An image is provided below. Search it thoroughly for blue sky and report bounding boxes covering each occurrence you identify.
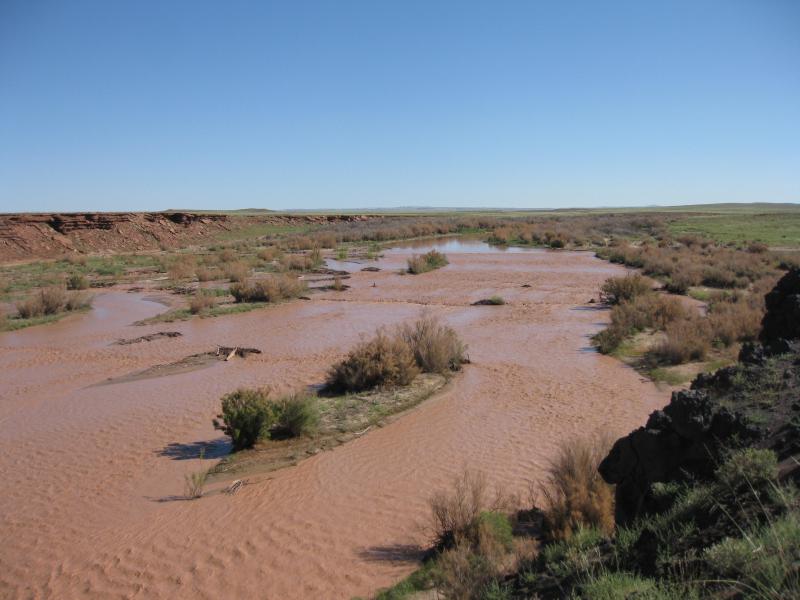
[1,1,798,212]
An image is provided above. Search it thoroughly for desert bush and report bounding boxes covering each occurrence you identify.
[599,274,652,305]
[325,330,419,393]
[213,388,275,451]
[66,253,88,266]
[648,317,711,365]
[474,296,506,305]
[66,273,89,290]
[257,246,280,261]
[64,291,92,312]
[188,292,217,314]
[195,266,220,282]
[593,295,686,354]
[430,470,493,550]
[217,247,238,263]
[433,540,500,600]
[230,274,307,303]
[272,394,319,438]
[168,256,196,281]
[223,261,250,283]
[540,437,615,542]
[399,314,468,374]
[747,241,769,254]
[16,286,78,318]
[664,271,693,295]
[407,249,449,274]
[40,286,69,313]
[707,296,762,346]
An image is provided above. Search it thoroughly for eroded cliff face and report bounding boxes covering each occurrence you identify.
[0,212,373,262]
[0,212,233,260]
[599,268,800,524]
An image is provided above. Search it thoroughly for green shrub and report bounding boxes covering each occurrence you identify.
[704,513,800,597]
[325,330,419,393]
[715,448,778,492]
[213,388,275,451]
[273,394,319,437]
[599,274,652,305]
[407,249,449,274]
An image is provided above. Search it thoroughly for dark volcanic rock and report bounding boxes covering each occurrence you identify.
[760,268,800,347]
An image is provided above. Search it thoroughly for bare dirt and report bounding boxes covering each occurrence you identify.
[0,244,667,599]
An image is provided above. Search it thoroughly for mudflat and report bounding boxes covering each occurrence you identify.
[0,243,667,599]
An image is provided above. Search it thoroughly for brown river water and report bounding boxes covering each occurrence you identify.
[0,241,667,599]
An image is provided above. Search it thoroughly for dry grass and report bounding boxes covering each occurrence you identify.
[539,437,615,542]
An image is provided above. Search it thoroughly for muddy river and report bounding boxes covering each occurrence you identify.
[0,241,667,599]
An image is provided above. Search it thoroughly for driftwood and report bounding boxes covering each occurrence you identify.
[215,346,262,359]
[115,331,182,345]
[224,479,245,495]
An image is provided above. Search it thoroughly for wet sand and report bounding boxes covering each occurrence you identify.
[0,245,667,599]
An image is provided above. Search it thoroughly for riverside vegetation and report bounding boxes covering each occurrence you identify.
[374,269,800,600]
[2,206,797,335]
[206,316,468,480]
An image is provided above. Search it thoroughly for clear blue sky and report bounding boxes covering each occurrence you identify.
[1,1,798,212]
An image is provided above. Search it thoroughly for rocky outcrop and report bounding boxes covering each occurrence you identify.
[760,268,800,347]
[599,268,800,524]
[0,212,376,262]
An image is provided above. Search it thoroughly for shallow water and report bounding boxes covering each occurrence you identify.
[0,246,666,599]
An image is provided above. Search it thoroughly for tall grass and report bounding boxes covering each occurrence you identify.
[539,437,615,542]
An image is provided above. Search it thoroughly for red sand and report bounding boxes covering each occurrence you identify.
[0,247,667,599]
